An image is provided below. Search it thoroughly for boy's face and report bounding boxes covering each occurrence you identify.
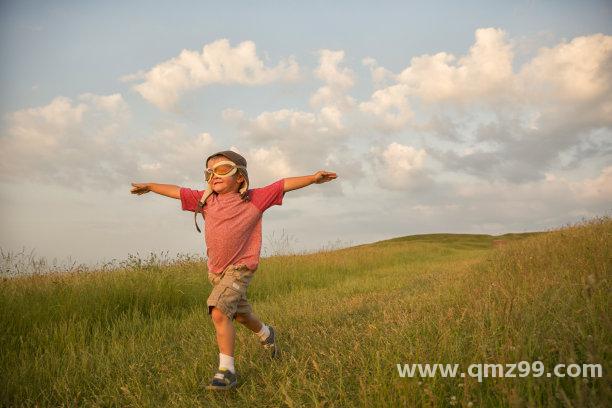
[207,156,244,194]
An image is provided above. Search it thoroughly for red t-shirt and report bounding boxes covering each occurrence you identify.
[180,179,285,274]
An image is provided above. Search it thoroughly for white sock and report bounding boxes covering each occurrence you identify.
[219,353,235,373]
[256,324,270,341]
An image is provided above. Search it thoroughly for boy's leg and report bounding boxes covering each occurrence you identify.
[205,306,238,390]
[211,306,236,356]
[234,311,263,333]
[235,311,279,358]
[206,267,245,386]
[207,265,253,357]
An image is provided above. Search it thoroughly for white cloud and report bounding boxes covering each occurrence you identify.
[79,93,129,115]
[245,146,293,185]
[128,39,300,110]
[369,142,430,191]
[310,85,355,111]
[319,106,344,131]
[358,29,611,186]
[227,108,316,139]
[362,57,395,89]
[222,107,348,140]
[362,30,611,129]
[9,96,87,132]
[399,27,514,103]
[359,83,413,132]
[0,94,222,190]
[358,28,514,132]
[516,33,612,130]
[0,94,134,190]
[222,105,364,186]
[518,34,612,103]
[223,106,356,184]
[135,129,215,183]
[313,49,355,89]
[309,49,356,126]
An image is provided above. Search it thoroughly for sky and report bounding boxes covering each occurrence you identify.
[1,0,611,268]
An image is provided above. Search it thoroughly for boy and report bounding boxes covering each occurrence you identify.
[130,150,337,390]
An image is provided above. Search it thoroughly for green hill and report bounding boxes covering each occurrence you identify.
[1,216,609,407]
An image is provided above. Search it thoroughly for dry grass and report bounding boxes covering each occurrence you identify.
[1,216,609,407]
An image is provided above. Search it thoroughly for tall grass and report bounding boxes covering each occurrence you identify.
[0,216,609,407]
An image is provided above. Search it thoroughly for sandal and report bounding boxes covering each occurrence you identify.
[205,368,237,390]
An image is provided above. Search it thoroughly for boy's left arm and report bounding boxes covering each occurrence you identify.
[283,171,338,193]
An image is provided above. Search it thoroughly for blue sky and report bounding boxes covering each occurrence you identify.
[1,1,611,268]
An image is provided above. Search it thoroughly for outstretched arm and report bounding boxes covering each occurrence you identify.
[130,183,181,199]
[283,171,338,193]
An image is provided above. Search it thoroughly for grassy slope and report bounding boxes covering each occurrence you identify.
[0,217,609,407]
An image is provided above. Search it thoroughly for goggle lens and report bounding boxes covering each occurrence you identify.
[213,164,235,175]
[205,162,237,181]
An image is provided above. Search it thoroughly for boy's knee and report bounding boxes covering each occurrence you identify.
[210,306,231,324]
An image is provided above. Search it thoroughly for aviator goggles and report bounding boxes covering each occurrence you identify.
[204,160,247,182]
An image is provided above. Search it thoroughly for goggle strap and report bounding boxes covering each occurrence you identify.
[194,188,215,233]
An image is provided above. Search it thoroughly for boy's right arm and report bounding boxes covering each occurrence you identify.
[131,183,180,199]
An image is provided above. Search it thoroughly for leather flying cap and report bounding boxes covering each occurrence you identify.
[206,150,247,168]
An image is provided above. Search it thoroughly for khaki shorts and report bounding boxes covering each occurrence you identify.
[207,264,255,320]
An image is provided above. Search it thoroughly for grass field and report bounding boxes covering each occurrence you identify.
[1,216,610,407]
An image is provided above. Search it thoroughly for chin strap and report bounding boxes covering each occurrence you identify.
[237,168,249,200]
[194,181,215,233]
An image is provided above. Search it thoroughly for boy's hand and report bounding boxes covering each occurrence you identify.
[130,182,151,195]
[313,171,337,184]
